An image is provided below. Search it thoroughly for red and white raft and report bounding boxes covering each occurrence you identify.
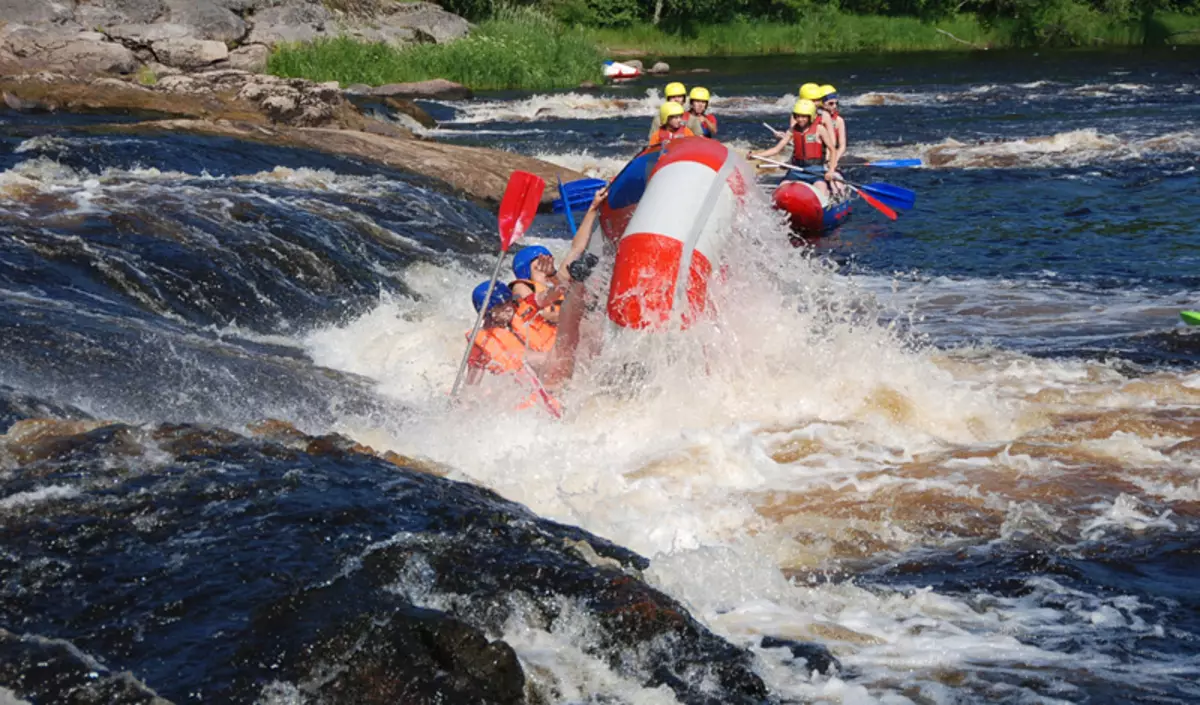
[600,137,748,331]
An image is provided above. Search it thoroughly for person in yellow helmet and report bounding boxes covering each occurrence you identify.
[750,98,839,198]
[649,102,694,147]
[648,81,687,142]
[799,83,825,101]
[685,86,718,138]
[817,84,846,162]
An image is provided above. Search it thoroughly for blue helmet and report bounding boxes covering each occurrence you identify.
[472,281,513,313]
[512,245,552,280]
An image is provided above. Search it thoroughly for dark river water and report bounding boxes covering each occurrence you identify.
[2,48,1199,704]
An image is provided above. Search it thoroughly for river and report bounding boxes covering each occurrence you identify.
[2,48,1199,703]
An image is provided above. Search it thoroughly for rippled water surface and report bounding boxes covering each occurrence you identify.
[3,48,1200,704]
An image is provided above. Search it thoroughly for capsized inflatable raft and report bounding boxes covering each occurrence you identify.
[596,137,749,330]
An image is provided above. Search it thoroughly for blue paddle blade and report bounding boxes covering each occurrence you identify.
[860,182,916,209]
[865,159,923,168]
[556,175,579,234]
[552,177,607,213]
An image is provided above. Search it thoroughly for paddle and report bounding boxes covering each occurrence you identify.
[556,175,580,235]
[1181,311,1200,326]
[864,158,923,168]
[749,154,898,221]
[450,170,546,398]
[552,177,607,218]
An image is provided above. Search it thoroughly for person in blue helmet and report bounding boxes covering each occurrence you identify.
[465,281,563,414]
[510,187,608,326]
[510,244,566,325]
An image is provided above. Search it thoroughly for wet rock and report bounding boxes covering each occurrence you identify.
[371,78,472,100]
[343,83,372,96]
[223,43,269,73]
[0,629,172,705]
[0,387,93,435]
[760,636,842,675]
[648,61,670,74]
[0,25,138,76]
[111,118,585,207]
[153,37,228,68]
[624,58,643,71]
[384,96,437,129]
[0,422,773,704]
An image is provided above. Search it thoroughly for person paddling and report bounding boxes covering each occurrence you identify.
[750,99,840,198]
[818,84,846,162]
[649,102,694,147]
[685,87,718,138]
[648,82,687,142]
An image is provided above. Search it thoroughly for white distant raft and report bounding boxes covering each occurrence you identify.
[602,61,642,80]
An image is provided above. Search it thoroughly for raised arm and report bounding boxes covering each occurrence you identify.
[555,186,609,280]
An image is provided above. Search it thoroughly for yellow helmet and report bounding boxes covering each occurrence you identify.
[664,82,687,99]
[659,101,685,125]
[819,84,837,99]
[799,83,824,101]
[792,99,817,117]
[688,86,710,102]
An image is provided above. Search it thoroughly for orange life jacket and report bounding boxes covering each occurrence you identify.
[649,125,695,147]
[510,296,557,352]
[511,278,564,323]
[791,121,825,166]
[468,327,526,374]
[466,327,564,417]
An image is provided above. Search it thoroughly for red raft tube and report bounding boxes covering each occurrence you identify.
[773,180,852,237]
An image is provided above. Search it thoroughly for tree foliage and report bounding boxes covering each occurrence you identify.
[438,0,1200,47]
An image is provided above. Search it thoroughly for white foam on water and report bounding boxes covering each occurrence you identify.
[0,484,79,511]
[295,184,1200,701]
[855,128,1200,168]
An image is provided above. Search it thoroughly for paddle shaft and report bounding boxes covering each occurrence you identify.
[450,252,506,397]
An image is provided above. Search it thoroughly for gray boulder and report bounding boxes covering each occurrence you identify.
[105,22,192,45]
[224,44,270,73]
[377,2,469,44]
[162,0,247,43]
[0,24,138,76]
[0,0,78,25]
[76,0,166,27]
[245,0,331,45]
[154,38,229,69]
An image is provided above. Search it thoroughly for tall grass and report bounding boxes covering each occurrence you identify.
[268,13,603,90]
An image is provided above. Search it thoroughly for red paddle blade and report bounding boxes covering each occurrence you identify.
[498,171,546,251]
[854,186,898,220]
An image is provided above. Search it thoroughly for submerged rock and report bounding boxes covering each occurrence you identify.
[0,421,771,704]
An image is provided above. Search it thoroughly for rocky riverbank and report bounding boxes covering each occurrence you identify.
[0,0,582,205]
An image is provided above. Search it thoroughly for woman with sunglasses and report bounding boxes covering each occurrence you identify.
[818,84,846,163]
